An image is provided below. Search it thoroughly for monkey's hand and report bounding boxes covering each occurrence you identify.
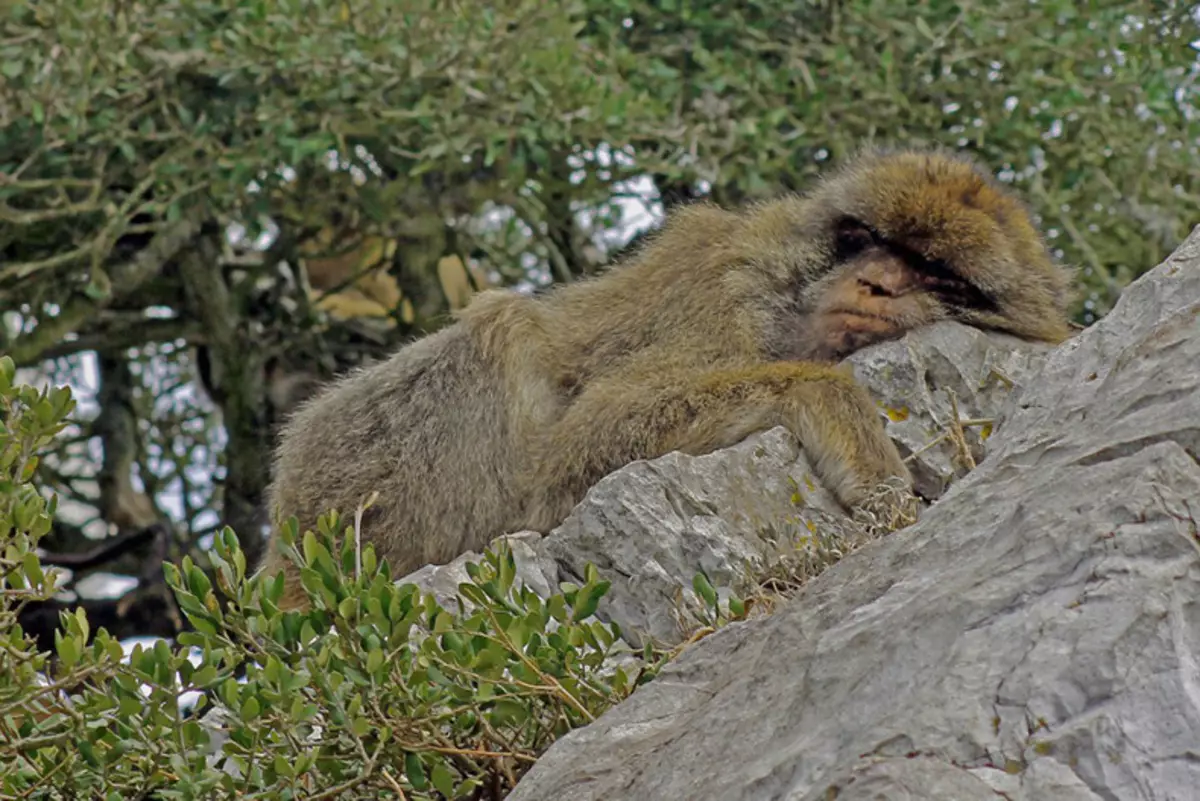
[847,473,922,537]
[524,360,916,531]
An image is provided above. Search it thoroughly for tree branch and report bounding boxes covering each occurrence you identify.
[95,352,161,532]
[24,318,205,366]
[178,241,272,566]
[4,213,207,365]
[38,525,159,572]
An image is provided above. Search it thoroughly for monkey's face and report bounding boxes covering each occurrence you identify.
[769,150,1075,363]
[782,215,950,359]
[779,218,954,362]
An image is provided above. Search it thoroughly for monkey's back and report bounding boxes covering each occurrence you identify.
[262,323,520,589]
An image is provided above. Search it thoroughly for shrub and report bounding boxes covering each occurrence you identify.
[0,360,659,799]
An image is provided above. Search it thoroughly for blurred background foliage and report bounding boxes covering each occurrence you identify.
[2,0,1198,642]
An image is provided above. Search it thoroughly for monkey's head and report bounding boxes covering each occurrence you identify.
[754,148,1076,363]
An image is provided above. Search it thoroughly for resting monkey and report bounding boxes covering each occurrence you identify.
[261,148,1074,609]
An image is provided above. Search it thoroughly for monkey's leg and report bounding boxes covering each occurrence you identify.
[524,361,911,530]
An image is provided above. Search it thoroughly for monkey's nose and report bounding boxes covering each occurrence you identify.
[855,259,917,298]
[858,278,892,297]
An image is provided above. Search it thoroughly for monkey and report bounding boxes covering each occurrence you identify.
[259,147,1074,610]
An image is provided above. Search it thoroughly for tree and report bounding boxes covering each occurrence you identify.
[2,0,1198,646]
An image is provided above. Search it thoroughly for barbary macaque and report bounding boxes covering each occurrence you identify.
[261,148,1074,608]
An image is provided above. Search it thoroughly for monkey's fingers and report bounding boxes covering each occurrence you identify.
[849,477,923,538]
[760,364,913,513]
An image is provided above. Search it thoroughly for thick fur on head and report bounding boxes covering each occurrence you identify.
[754,147,1074,362]
[261,147,1074,609]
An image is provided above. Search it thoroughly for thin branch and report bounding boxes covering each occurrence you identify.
[0,177,98,191]
[37,524,161,572]
[0,241,100,282]
[0,148,195,284]
[4,211,207,365]
[25,319,204,366]
[0,200,103,226]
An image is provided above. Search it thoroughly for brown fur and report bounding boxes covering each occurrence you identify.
[260,147,1074,609]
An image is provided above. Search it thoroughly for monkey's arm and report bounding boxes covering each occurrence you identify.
[523,360,910,530]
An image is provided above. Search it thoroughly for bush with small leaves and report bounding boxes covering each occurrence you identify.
[0,362,664,800]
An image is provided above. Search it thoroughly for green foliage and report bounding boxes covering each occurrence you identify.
[0,353,74,630]
[0,367,658,799]
[0,0,656,288]
[686,570,748,632]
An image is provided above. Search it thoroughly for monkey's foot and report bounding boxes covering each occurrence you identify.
[850,478,922,538]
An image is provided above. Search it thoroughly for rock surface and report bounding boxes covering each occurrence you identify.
[848,321,1055,500]
[506,234,1200,800]
[402,530,559,612]
[540,427,846,647]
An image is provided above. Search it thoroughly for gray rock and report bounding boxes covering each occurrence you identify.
[802,756,1006,801]
[507,232,1200,801]
[400,530,559,612]
[393,319,1051,652]
[538,427,849,647]
[847,320,1055,500]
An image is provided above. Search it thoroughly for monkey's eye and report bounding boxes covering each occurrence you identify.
[920,258,963,287]
[919,260,971,298]
[834,218,875,258]
[921,259,999,311]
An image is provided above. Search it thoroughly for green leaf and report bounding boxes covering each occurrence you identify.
[405,752,429,790]
[241,695,261,721]
[72,607,90,642]
[22,551,44,586]
[273,753,294,779]
[186,562,213,600]
[692,572,718,609]
[55,630,79,668]
[488,697,529,728]
[191,664,219,687]
[430,761,456,795]
[571,579,610,622]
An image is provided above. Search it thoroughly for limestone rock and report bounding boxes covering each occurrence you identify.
[536,320,1051,648]
[393,325,1054,651]
[538,427,847,647]
[846,320,1055,500]
[506,232,1200,800]
[534,320,1055,648]
[401,530,558,612]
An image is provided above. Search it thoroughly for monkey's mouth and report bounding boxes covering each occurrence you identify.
[776,307,914,364]
[824,308,905,332]
[814,308,909,361]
